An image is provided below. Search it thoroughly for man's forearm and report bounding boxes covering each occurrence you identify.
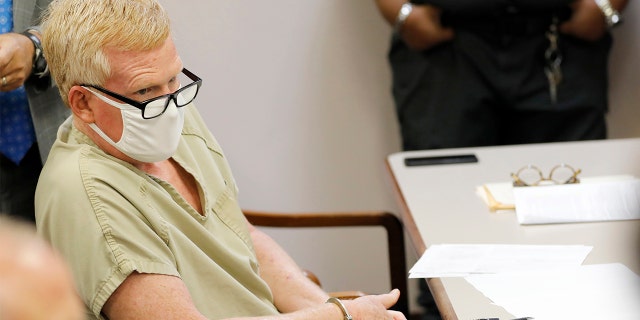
[248,224,330,313]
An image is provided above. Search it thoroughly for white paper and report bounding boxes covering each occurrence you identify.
[513,178,640,224]
[465,263,640,320]
[409,244,592,278]
[477,175,639,211]
[476,182,516,212]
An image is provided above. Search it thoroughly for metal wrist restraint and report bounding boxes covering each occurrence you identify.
[326,297,353,320]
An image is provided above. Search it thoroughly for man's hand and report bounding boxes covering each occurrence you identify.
[0,32,34,92]
[399,5,454,51]
[560,0,609,41]
[561,0,628,41]
[343,289,407,320]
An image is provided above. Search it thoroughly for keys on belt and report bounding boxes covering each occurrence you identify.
[544,17,562,104]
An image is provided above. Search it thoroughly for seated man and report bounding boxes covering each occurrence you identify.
[35,0,405,319]
[0,215,85,320]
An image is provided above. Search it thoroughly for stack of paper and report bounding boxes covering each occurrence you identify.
[513,177,640,224]
[477,175,640,224]
[409,244,592,278]
[466,263,640,320]
[476,183,516,212]
[410,244,640,320]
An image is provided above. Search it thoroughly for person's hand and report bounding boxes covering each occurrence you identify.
[560,0,608,41]
[0,32,35,92]
[342,289,407,320]
[399,5,454,51]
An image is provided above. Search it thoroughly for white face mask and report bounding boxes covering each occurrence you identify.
[85,87,185,163]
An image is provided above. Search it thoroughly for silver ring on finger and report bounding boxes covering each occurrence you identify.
[1,76,6,86]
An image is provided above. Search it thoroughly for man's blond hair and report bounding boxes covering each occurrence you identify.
[41,0,171,106]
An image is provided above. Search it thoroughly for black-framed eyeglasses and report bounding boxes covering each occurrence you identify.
[81,68,202,119]
[511,164,581,187]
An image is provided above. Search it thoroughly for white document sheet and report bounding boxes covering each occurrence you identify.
[409,244,592,278]
[513,178,640,224]
[465,263,640,320]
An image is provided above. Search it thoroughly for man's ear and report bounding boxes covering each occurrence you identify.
[68,86,95,123]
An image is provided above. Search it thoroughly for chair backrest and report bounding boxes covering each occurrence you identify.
[244,209,409,317]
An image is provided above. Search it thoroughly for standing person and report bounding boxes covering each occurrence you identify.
[374,1,627,319]
[0,0,69,222]
[35,0,407,319]
[375,0,627,151]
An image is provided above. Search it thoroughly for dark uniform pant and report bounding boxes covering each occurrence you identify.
[0,143,42,222]
[389,10,611,151]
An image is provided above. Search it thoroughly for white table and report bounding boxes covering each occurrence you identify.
[385,138,640,320]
